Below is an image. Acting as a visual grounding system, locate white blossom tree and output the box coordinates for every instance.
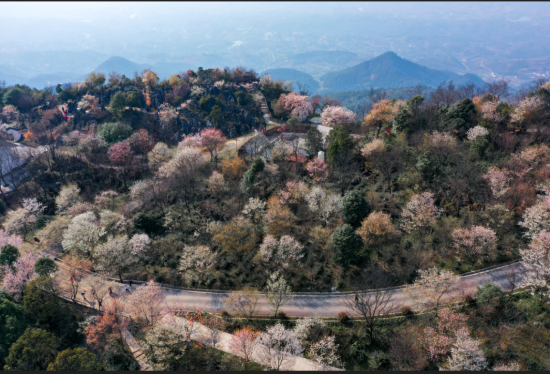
[442,328,487,371]
[178,245,216,285]
[126,280,166,325]
[519,230,550,303]
[256,323,303,370]
[258,234,304,270]
[55,184,83,215]
[405,267,461,309]
[308,335,341,370]
[93,233,150,281]
[293,315,325,342]
[265,271,294,317]
[4,198,46,240]
[62,211,106,258]
[519,195,550,239]
[305,187,343,225]
[400,192,442,235]
[241,197,266,225]
[142,319,189,370]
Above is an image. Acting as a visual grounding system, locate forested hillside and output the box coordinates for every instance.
[0,65,550,371]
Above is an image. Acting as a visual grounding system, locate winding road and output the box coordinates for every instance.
[53,258,523,318]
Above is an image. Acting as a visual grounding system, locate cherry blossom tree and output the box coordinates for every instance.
[305,187,343,225]
[511,96,542,124]
[361,138,385,157]
[357,211,399,246]
[443,328,487,371]
[108,141,134,166]
[2,105,19,121]
[55,184,83,215]
[265,271,294,317]
[400,192,443,235]
[179,134,203,148]
[452,226,497,263]
[308,335,341,370]
[466,126,489,142]
[277,180,310,205]
[207,171,226,195]
[199,128,227,167]
[479,100,501,122]
[492,362,521,371]
[241,197,266,225]
[158,103,178,142]
[305,157,328,182]
[274,93,314,122]
[4,198,46,240]
[519,230,550,303]
[178,245,216,285]
[420,307,468,361]
[126,280,166,326]
[293,315,325,342]
[425,131,458,149]
[148,142,171,172]
[1,252,38,300]
[256,323,303,370]
[62,212,106,259]
[127,129,155,155]
[0,229,23,248]
[258,235,304,270]
[93,233,150,281]
[77,94,98,111]
[230,328,260,363]
[157,146,203,181]
[519,195,550,239]
[483,167,511,199]
[94,190,119,209]
[320,105,356,128]
[405,267,461,309]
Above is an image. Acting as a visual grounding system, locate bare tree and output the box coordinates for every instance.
[369,88,388,104]
[296,81,311,96]
[0,80,6,89]
[331,151,357,196]
[224,287,260,318]
[484,79,510,99]
[86,274,110,310]
[265,272,294,317]
[457,83,476,99]
[404,85,424,99]
[345,289,394,343]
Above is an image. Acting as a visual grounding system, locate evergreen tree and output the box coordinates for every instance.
[332,224,362,268]
[305,126,324,156]
[342,189,370,227]
[0,245,19,267]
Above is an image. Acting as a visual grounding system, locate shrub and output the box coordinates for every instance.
[400,306,414,316]
[276,311,288,320]
[97,122,133,144]
[338,311,350,324]
[463,294,475,306]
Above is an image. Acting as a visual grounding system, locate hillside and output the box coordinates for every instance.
[319,51,485,92]
[261,68,320,93]
[88,56,149,78]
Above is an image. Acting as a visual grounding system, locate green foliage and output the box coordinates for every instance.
[470,137,490,159]
[0,245,19,267]
[210,105,222,125]
[109,92,127,117]
[4,328,58,371]
[438,97,476,138]
[0,200,6,216]
[240,157,265,194]
[133,212,166,237]
[326,126,354,162]
[416,151,437,182]
[332,224,363,268]
[0,297,28,368]
[103,348,139,371]
[342,189,370,227]
[98,122,134,144]
[305,126,324,156]
[287,116,301,131]
[34,258,58,277]
[198,94,212,109]
[392,95,424,134]
[22,277,83,350]
[47,347,102,371]
[474,283,504,305]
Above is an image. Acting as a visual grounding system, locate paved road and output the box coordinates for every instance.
[54,259,522,318]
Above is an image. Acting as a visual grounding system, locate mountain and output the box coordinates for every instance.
[319,51,485,92]
[88,56,149,78]
[261,68,320,94]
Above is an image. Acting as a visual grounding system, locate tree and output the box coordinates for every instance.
[97,122,133,144]
[0,231,23,251]
[305,187,342,226]
[55,184,82,215]
[304,127,324,156]
[0,244,19,267]
[84,71,106,88]
[258,235,304,271]
[344,287,394,343]
[0,297,28,368]
[212,216,259,263]
[264,196,299,237]
[147,142,171,172]
[126,280,166,326]
[400,192,442,235]
[178,245,216,285]
[419,307,468,361]
[225,288,260,318]
[451,226,497,263]
[274,93,313,122]
[86,274,109,311]
[483,167,511,199]
[363,99,404,136]
[127,129,155,155]
[405,267,461,309]
[519,231,550,304]
[240,157,265,194]
[109,91,127,118]
[34,258,58,277]
[4,198,46,240]
[265,272,293,317]
[325,125,354,162]
[305,157,328,183]
[519,195,550,239]
[4,328,58,371]
[357,211,399,246]
[229,328,260,363]
[221,157,247,180]
[256,323,303,370]
[308,335,341,370]
[62,212,105,259]
[341,189,370,227]
[141,318,189,370]
[199,128,227,167]
[443,328,487,371]
[332,224,362,269]
[93,234,150,282]
[321,105,356,128]
[47,347,101,371]
[1,253,38,301]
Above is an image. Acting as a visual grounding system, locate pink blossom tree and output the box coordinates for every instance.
[519,230,550,301]
[443,328,487,371]
[483,167,511,199]
[0,229,23,248]
[274,93,313,122]
[400,192,443,235]
[199,128,227,167]
[1,252,38,300]
[420,307,468,361]
[320,105,356,128]
[305,157,328,182]
[229,328,260,363]
[126,280,166,326]
[451,226,498,263]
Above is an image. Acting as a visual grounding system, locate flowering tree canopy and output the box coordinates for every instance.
[400,192,442,234]
[305,157,328,182]
[274,93,314,122]
[452,226,497,262]
[405,267,461,309]
[258,234,304,269]
[256,323,303,370]
[320,105,356,128]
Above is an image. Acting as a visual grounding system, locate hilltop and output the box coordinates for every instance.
[320,51,485,92]
[261,68,320,93]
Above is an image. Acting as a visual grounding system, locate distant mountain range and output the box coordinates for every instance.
[319,51,485,92]
[260,68,320,94]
